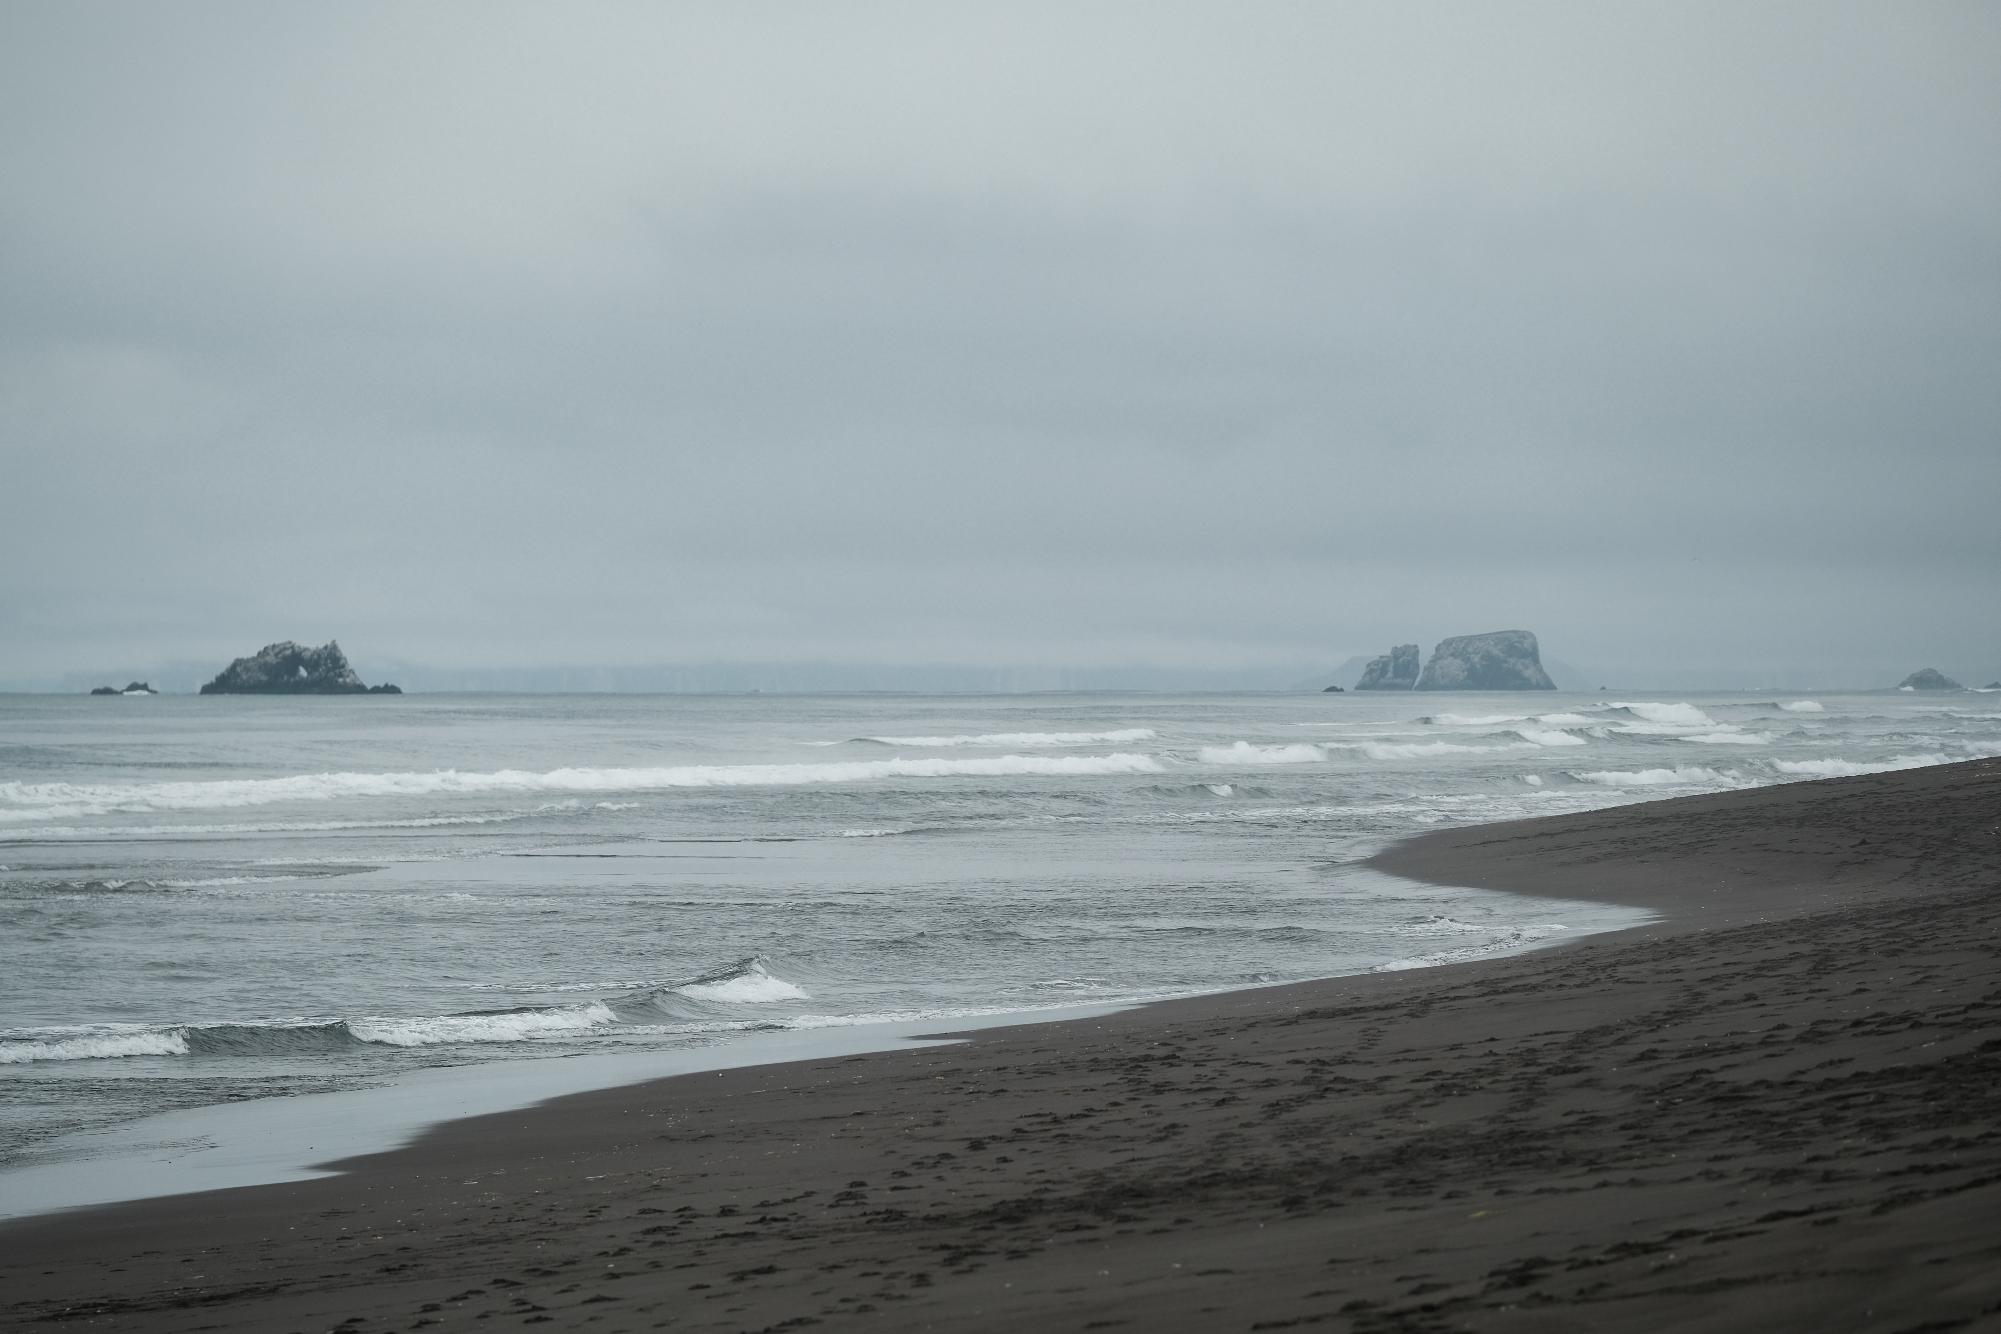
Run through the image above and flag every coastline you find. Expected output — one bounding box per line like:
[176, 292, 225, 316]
[5, 758, 1998, 1331]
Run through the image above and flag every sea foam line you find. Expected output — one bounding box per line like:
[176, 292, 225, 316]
[1199, 739, 1525, 765]
[0, 754, 1164, 820]
[847, 728, 1157, 748]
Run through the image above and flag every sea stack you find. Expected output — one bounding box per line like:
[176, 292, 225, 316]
[1355, 644, 1421, 690]
[1896, 668, 1964, 691]
[1414, 630, 1556, 691]
[198, 641, 402, 695]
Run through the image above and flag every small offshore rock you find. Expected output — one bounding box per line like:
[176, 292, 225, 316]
[1896, 668, 1964, 691]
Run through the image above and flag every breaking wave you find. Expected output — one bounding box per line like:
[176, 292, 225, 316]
[0, 1002, 623, 1064]
[667, 957, 808, 1005]
[0, 961, 816, 1063]
[0, 1028, 192, 1063]
[1513, 727, 1587, 747]
[1198, 742, 1330, 764]
[1608, 702, 1716, 728]
[1780, 700, 1825, 713]
[1200, 739, 1521, 765]
[346, 1003, 619, 1048]
[848, 728, 1156, 748]
[0, 754, 1164, 822]
[1772, 753, 1953, 778]
[1570, 766, 1744, 788]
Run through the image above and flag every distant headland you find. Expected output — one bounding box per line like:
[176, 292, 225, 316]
[198, 641, 401, 695]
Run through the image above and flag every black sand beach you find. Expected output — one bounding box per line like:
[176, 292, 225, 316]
[5, 759, 1998, 1332]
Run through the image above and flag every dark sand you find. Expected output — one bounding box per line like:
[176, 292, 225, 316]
[6, 759, 1999, 1332]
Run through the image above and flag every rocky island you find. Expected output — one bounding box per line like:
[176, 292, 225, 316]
[198, 641, 401, 695]
[1896, 668, 1964, 691]
[88, 681, 157, 696]
[1355, 643, 1421, 690]
[1416, 629, 1556, 690]
[1344, 632, 1557, 691]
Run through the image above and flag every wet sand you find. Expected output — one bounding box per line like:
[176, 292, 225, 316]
[5, 758, 1999, 1332]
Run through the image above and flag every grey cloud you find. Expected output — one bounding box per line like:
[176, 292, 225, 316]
[3, 3, 1998, 688]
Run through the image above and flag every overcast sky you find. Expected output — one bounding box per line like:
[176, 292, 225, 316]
[3, 2, 1997, 689]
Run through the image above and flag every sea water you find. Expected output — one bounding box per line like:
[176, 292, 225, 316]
[3, 690, 1996, 1203]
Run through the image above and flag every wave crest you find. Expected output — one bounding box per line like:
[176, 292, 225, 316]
[0, 753, 1164, 821]
[1772, 753, 1951, 778]
[1570, 766, 1743, 788]
[850, 728, 1156, 748]
[668, 957, 808, 1005]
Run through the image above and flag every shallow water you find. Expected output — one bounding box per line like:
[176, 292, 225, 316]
[3, 689, 1995, 1181]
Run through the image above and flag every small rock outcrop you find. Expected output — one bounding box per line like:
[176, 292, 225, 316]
[1896, 668, 1963, 691]
[199, 641, 400, 695]
[1355, 644, 1421, 690]
[89, 681, 157, 695]
[1414, 630, 1556, 691]
[1321, 684, 1345, 693]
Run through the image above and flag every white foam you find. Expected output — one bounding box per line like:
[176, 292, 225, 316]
[347, 1003, 618, 1048]
[152, 874, 306, 888]
[1571, 766, 1741, 788]
[1, 811, 552, 839]
[1521, 774, 1545, 786]
[1198, 742, 1328, 764]
[857, 728, 1156, 748]
[1513, 727, 1587, 747]
[0, 754, 1163, 821]
[675, 963, 808, 1005]
[1773, 753, 1952, 778]
[1677, 731, 1769, 745]
[1372, 925, 1568, 973]
[1780, 700, 1825, 713]
[1610, 702, 1716, 728]
[1337, 740, 1521, 761]
[1535, 713, 1597, 726]
[0, 1027, 191, 1064]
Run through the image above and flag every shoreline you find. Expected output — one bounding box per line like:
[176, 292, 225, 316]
[5, 758, 1997, 1331]
[0, 863, 1643, 1222]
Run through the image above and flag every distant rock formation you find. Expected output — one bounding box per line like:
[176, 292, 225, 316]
[199, 641, 401, 695]
[89, 681, 157, 695]
[1320, 684, 1345, 693]
[1896, 668, 1963, 691]
[1355, 644, 1421, 690]
[1415, 630, 1557, 691]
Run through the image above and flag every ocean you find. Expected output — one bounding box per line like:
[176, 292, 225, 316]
[4, 689, 1997, 1206]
